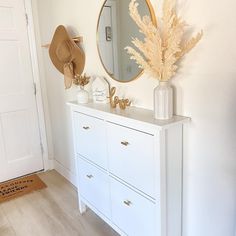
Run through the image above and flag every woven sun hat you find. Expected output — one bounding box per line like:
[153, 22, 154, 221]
[49, 25, 85, 89]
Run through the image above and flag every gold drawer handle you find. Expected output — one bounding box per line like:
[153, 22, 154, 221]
[86, 174, 94, 179]
[83, 126, 90, 130]
[123, 200, 132, 207]
[121, 141, 129, 146]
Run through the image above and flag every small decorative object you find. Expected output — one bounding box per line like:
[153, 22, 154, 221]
[125, 0, 203, 119]
[109, 87, 131, 110]
[92, 76, 110, 104]
[73, 74, 90, 104]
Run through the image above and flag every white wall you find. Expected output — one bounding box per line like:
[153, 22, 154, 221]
[34, 0, 236, 235]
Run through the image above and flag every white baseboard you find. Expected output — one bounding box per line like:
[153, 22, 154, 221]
[47, 159, 54, 170]
[53, 160, 77, 187]
[42, 157, 54, 171]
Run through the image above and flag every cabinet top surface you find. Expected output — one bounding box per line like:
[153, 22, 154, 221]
[67, 101, 190, 130]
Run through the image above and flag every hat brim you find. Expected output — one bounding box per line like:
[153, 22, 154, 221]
[49, 25, 85, 75]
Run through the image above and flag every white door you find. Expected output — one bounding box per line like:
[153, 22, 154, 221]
[0, 0, 43, 182]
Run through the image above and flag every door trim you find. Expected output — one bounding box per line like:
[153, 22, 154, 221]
[24, 0, 50, 171]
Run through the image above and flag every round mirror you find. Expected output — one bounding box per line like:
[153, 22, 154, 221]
[97, 0, 156, 83]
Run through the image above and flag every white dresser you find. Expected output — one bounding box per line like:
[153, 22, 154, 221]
[68, 101, 189, 236]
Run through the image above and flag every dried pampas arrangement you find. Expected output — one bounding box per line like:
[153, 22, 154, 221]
[125, 0, 203, 81]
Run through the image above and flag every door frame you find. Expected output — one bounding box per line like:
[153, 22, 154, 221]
[24, 0, 50, 171]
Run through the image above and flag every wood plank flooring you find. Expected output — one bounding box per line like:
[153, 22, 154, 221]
[0, 170, 118, 236]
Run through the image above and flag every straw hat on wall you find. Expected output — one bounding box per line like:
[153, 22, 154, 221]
[49, 25, 85, 89]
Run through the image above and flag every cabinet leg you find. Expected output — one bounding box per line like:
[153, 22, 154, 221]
[79, 198, 87, 214]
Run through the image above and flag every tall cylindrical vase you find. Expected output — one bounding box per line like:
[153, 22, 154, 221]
[154, 81, 173, 120]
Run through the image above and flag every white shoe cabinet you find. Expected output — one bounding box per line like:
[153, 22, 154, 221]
[68, 102, 189, 236]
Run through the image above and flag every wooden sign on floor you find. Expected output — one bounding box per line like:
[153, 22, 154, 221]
[0, 174, 47, 203]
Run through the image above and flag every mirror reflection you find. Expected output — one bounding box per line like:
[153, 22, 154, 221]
[97, 0, 153, 82]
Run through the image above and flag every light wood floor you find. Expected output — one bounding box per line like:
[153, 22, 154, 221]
[0, 170, 118, 236]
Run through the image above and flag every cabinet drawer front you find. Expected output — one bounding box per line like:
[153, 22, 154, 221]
[107, 122, 155, 197]
[110, 178, 156, 236]
[77, 158, 111, 219]
[74, 112, 107, 169]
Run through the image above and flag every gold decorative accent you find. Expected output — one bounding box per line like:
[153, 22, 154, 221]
[96, 0, 156, 83]
[86, 175, 93, 179]
[109, 87, 116, 108]
[109, 87, 131, 110]
[121, 141, 129, 146]
[123, 200, 132, 207]
[73, 74, 90, 87]
[42, 36, 83, 48]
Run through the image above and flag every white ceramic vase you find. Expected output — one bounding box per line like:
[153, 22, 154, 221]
[154, 81, 173, 120]
[77, 86, 89, 104]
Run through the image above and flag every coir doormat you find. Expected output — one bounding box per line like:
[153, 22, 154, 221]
[0, 174, 47, 203]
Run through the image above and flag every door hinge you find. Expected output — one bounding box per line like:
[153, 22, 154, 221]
[40, 142, 44, 155]
[34, 82, 37, 95]
[25, 13, 29, 26]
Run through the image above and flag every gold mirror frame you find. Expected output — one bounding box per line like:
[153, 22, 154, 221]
[96, 0, 157, 83]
